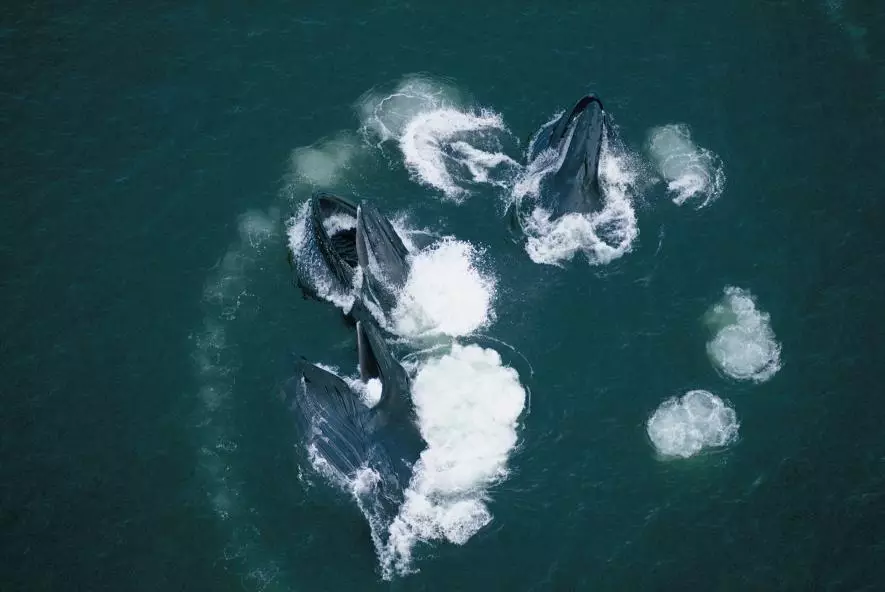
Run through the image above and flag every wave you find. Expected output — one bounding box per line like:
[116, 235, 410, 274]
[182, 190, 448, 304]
[704, 286, 782, 382]
[647, 390, 740, 458]
[646, 124, 725, 208]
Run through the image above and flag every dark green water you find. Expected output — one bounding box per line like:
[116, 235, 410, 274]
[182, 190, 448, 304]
[4, 1, 885, 590]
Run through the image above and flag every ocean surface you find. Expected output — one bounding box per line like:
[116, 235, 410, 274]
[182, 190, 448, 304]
[3, 1, 885, 590]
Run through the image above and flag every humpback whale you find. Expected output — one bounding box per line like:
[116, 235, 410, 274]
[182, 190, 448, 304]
[297, 192, 411, 321]
[529, 94, 607, 220]
[283, 319, 423, 516]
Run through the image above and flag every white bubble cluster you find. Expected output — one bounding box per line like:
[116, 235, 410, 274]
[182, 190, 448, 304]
[646, 124, 725, 208]
[647, 390, 739, 458]
[705, 286, 782, 382]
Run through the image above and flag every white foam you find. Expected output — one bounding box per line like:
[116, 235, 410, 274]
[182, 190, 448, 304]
[399, 108, 519, 201]
[344, 375, 384, 408]
[358, 75, 519, 201]
[705, 286, 782, 383]
[389, 239, 496, 339]
[514, 123, 640, 266]
[378, 344, 526, 578]
[646, 124, 725, 208]
[647, 390, 740, 458]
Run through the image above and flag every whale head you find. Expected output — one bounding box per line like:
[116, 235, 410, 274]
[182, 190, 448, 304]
[541, 94, 607, 219]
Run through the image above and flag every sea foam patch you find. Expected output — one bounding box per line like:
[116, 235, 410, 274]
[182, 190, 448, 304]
[377, 343, 526, 578]
[647, 390, 739, 459]
[646, 124, 725, 208]
[389, 239, 496, 339]
[705, 286, 782, 383]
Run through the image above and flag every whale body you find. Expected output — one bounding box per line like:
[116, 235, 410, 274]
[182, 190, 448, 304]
[297, 192, 411, 321]
[283, 319, 422, 517]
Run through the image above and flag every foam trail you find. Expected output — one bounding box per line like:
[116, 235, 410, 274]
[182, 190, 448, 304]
[377, 344, 527, 578]
[192, 209, 284, 590]
[646, 124, 725, 208]
[358, 75, 520, 201]
[513, 119, 641, 266]
[647, 390, 739, 459]
[704, 286, 782, 382]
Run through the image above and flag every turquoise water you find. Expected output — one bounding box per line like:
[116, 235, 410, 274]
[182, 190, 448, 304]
[3, 1, 884, 589]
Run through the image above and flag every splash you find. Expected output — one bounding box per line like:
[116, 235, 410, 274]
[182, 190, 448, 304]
[646, 124, 725, 208]
[378, 343, 527, 578]
[513, 120, 641, 266]
[358, 75, 519, 201]
[705, 286, 782, 382]
[647, 390, 740, 459]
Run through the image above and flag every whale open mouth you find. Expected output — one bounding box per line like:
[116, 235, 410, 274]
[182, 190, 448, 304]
[311, 192, 360, 283]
